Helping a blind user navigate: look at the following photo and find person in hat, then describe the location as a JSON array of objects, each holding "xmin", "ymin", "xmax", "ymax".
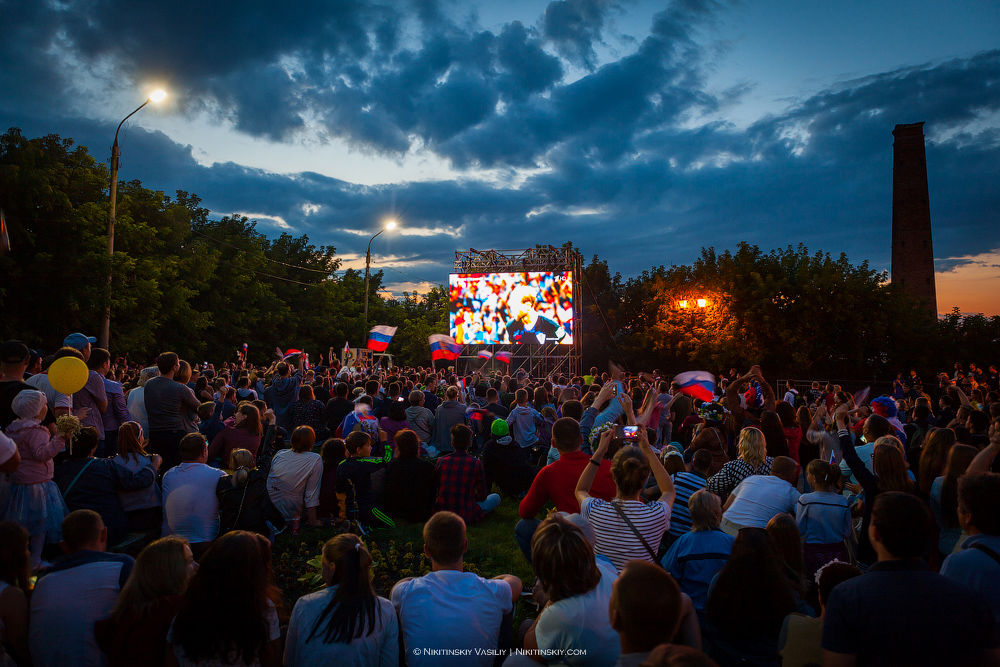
[
  {"xmin": 481, "ymin": 417, "xmax": 537, "ymax": 498},
  {"xmin": 61, "ymin": 334, "xmax": 109, "ymax": 451},
  {"xmin": 0, "ymin": 340, "xmax": 34, "ymax": 429},
  {"xmin": 0, "ymin": 389, "xmax": 68, "ymax": 568}
]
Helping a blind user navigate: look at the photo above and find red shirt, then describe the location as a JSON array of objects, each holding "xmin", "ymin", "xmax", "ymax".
[{"xmin": 519, "ymin": 450, "xmax": 616, "ymax": 518}]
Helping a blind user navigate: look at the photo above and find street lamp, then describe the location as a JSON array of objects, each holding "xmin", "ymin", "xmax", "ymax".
[
  {"xmin": 99, "ymin": 89, "xmax": 167, "ymax": 349},
  {"xmin": 364, "ymin": 219, "xmax": 397, "ymax": 327}
]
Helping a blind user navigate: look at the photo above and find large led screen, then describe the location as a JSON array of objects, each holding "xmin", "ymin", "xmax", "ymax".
[{"xmin": 450, "ymin": 272, "xmax": 574, "ymax": 345}]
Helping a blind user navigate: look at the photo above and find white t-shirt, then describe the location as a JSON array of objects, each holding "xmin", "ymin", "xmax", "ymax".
[
  {"xmin": 25, "ymin": 373, "xmax": 73, "ymax": 411},
  {"xmin": 168, "ymin": 602, "xmax": 280, "ymax": 667},
  {"xmin": 267, "ymin": 450, "xmax": 323, "ymax": 520},
  {"xmin": 284, "ymin": 586, "xmax": 398, "ymax": 667},
  {"xmin": 534, "ymin": 560, "xmax": 621, "ymax": 666},
  {"xmin": 581, "ymin": 497, "xmax": 671, "ymax": 572},
  {"xmin": 723, "ymin": 475, "xmax": 800, "ymax": 528},
  {"xmin": 391, "ymin": 570, "xmax": 513, "ymax": 667},
  {"xmin": 0, "ymin": 431, "xmax": 16, "ymax": 467},
  {"xmin": 162, "ymin": 462, "xmax": 228, "ymax": 543},
  {"xmin": 126, "ymin": 386, "xmax": 148, "ymax": 433}
]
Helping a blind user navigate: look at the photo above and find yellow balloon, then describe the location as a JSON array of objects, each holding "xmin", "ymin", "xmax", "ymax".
[{"xmin": 48, "ymin": 356, "xmax": 90, "ymax": 395}]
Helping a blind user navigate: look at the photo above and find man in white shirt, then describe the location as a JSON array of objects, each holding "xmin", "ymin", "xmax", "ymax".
[
  {"xmin": 161, "ymin": 432, "xmax": 227, "ymax": 557},
  {"xmin": 721, "ymin": 456, "xmax": 800, "ymax": 535},
  {"xmin": 30, "ymin": 510, "xmax": 134, "ymax": 667},
  {"xmin": 782, "ymin": 380, "xmax": 799, "ymax": 405},
  {"xmin": 391, "ymin": 511, "xmax": 522, "ymax": 667}
]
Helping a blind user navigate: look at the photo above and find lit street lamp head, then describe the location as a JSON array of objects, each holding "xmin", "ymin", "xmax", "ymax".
[
  {"xmin": 149, "ymin": 89, "xmax": 167, "ymax": 103},
  {"xmin": 385, "ymin": 220, "xmax": 397, "ymax": 230}
]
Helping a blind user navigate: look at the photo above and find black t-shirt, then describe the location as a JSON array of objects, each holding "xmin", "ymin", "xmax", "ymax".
[
  {"xmin": 325, "ymin": 397, "xmax": 354, "ymax": 433},
  {"xmin": 0, "ymin": 379, "xmax": 33, "ymax": 429},
  {"xmin": 505, "ymin": 315, "xmax": 564, "ymax": 344}
]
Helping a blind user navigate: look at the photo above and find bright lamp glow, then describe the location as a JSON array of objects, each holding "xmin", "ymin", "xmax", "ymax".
[
  {"xmin": 149, "ymin": 89, "xmax": 167, "ymax": 103},
  {"xmin": 697, "ymin": 298, "xmax": 707, "ymax": 308},
  {"xmin": 678, "ymin": 300, "xmax": 688, "ymax": 309},
  {"xmin": 385, "ymin": 220, "xmax": 397, "ymax": 230}
]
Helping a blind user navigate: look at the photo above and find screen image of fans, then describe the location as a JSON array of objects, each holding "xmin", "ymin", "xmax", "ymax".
[{"xmin": 450, "ymin": 272, "xmax": 574, "ymax": 345}]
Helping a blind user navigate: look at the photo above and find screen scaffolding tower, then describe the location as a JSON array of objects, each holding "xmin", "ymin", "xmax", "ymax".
[{"xmin": 453, "ymin": 245, "xmax": 583, "ymax": 378}]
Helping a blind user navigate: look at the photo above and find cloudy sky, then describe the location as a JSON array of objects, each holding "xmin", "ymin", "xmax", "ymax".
[{"xmin": 2, "ymin": 0, "xmax": 998, "ymax": 314}]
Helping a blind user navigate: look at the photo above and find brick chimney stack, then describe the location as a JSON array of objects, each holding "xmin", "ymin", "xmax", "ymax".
[{"xmin": 891, "ymin": 122, "xmax": 937, "ymax": 320}]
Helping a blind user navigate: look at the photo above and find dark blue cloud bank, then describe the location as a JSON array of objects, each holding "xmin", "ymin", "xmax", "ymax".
[{"xmin": 1, "ymin": 0, "xmax": 997, "ymax": 290}]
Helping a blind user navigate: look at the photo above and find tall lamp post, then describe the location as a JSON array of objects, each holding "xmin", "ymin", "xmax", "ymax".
[
  {"xmin": 99, "ymin": 89, "xmax": 167, "ymax": 350},
  {"xmin": 363, "ymin": 220, "xmax": 397, "ymax": 329}
]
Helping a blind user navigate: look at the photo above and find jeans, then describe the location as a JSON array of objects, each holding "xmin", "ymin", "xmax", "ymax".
[
  {"xmin": 477, "ymin": 493, "xmax": 502, "ymax": 515},
  {"xmin": 515, "ymin": 518, "xmax": 542, "ymax": 564}
]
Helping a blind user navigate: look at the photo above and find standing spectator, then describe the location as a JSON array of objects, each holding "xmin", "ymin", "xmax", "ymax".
[
  {"xmin": 434, "ymin": 424, "xmax": 500, "ymax": 523},
  {"xmin": 1, "ymin": 340, "xmax": 38, "ymax": 429},
  {"xmin": 783, "ymin": 380, "xmax": 799, "ymax": 406},
  {"xmin": 216, "ymin": 449, "xmax": 285, "ymax": 538},
  {"xmin": 720, "ymin": 457, "xmax": 800, "ymax": 534},
  {"xmin": 126, "ymin": 367, "xmax": 159, "ymax": 433},
  {"xmin": 0, "ymin": 390, "xmax": 67, "ymax": 568},
  {"xmin": 941, "ymin": 471, "xmax": 1000, "ymax": 628},
  {"xmin": 391, "ymin": 511, "xmax": 521, "ymax": 667},
  {"xmin": 145, "ymin": 353, "xmax": 202, "ymax": 473},
  {"xmin": 29, "ymin": 510, "xmax": 135, "ymax": 667},
  {"xmin": 283, "ymin": 534, "xmax": 398, "ymax": 666},
  {"xmin": 383, "ymin": 430, "xmax": 437, "ymax": 524},
  {"xmin": 431, "ymin": 386, "xmax": 467, "ymax": 455},
  {"xmin": 167, "ymin": 531, "xmax": 282, "ymax": 666},
  {"xmin": 264, "ymin": 361, "xmax": 301, "ymax": 433},
  {"xmin": 576, "ymin": 427, "xmax": 675, "ymax": 572},
  {"xmin": 161, "ymin": 433, "xmax": 227, "ymax": 557},
  {"xmin": 822, "ymin": 492, "xmax": 999, "ymax": 666},
  {"xmin": 207, "ymin": 402, "xmax": 264, "ymax": 464},
  {"xmin": 90, "ymin": 348, "xmax": 128, "ymax": 457},
  {"xmin": 325, "ymin": 383, "xmax": 354, "ymax": 437},
  {"xmin": 267, "ymin": 426, "xmax": 323, "ymax": 526},
  {"xmin": 94, "ymin": 536, "xmax": 194, "ymax": 667},
  {"xmin": 662, "ymin": 488, "xmax": 734, "ymax": 612},
  {"xmin": 54, "ymin": 427, "xmax": 160, "ymax": 546},
  {"xmin": 685, "ymin": 402, "xmax": 729, "ymax": 475},
  {"xmin": 25, "ymin": 347, "xmax": 80, "ymax": 419},
  {"xmin": 62, "ymin": 335, "xmax": 109, "ymax": 450},
  {"xmin": 776, "ymin": 401, "xmax": 802, "ymax": 464},
  {"xmin": 404, "ymin": 391, "xmax": 435, "ymax": 455},
  {"xmin": 111, "ymin": 421, "xmax": 164, "ymax": 532},
  {"xmin": 0, "ymin": 522, "xmax": 30, "ymax": 666},
  {"xmin": 795, "ymin": 459, "xmax": 852, "ymax": 581},
  {"xmin": 291, "ymin": 385, "xmax": 329, "ymax": 441}
]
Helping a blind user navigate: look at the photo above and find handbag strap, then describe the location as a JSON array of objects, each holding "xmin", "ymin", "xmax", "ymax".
[
  {"xmin": 610, "ymin": 500, "xmax": 662, "ymax": 565},
  {"xmin": 971, "ymin": 542, "xmax": 1000, "ymax": 568},
  {"xmin": 63, "ymin": 458, "xmax": 96, "ymax": 498}
]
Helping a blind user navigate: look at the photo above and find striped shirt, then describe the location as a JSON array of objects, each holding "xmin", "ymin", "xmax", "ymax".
[
  {"xmin": 706, "ymin": 457, "xmax": 774, "ymax": 499},
  {"xmin": 668, "ymin": 471, "xmax": 709, "ymax": 538},
  {"xmin": 581, "ymin": 497, "xmax": 671, "ymax": 572},
  {"xmin": 796, "ymin": 491, "xmax": 852, "ymax": 544}
]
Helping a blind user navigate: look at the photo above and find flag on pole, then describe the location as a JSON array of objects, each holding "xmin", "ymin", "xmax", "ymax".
[
  {"xmin": 830, "ymin": 449, "xmax": 837, "ymax": 465},
  {"xmin": 282, "ymin": 348, "xmax": 302, "ymax": 361},
  {"xmin": 367, "ymin": 325, "xmax": 397, "ymax": 352},
  {"xmin": 673, "ymin": 371, "xmax": 716, "ymax": 402},
  {"xmin": 343, "ymin": 341, "xmax": 352, "ymax": 364},
  {"xmin": 495, "ymin": 351, "xmax": 512, "ymax": 364},
  {"xmin": 853, "ymin": 386, "xmax": 870, "ymax": 407},
  {"xmin": 428, "ymin": 334, "xmax": 461, "ymax": 361},
  {"xmin": 478, "ymin": 350, "xmax": 493, "ymax": 360}
]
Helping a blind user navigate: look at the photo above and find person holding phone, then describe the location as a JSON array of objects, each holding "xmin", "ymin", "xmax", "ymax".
[{"xmin": 576, "ymin": 426, "xmax": 675, "ymax": 572}]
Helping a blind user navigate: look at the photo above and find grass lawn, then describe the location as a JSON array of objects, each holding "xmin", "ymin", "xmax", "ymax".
[{"xmin": 272, "ymin": 496, "xmax": 541, "ymax": 625}]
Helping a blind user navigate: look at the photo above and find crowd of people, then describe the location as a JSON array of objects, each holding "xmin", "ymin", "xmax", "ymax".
[{"xmin": 1, "ymin": 333, "xmax": 1000, "ymax": 666}]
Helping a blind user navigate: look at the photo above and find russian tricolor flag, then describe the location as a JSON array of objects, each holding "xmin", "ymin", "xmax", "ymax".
[
  {"xmin": 478, "ymin": 350, "xmax": 493, "ymax": 360},
  {"xmin": 283, "ymin": 348, "xmax": 302, "ymax": 361},
  {"xmin": 673, "ymin": 371, "xmax": 716, "ymax": 402},
  {"xmin": 367, "ymin": 325, "xmax": 397, "ymax": 352},
  {"xmin": 495, "ymin": 351, "xmax": 512, "ymax": 364},
  {"xmin": 429, "ymin": 334, "xmax": 461, "ymax": 361}
]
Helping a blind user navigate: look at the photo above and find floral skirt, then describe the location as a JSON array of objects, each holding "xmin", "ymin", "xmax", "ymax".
[{"xmin": 0, "ymin": 480, "xmax": 68, "ymax": 543}]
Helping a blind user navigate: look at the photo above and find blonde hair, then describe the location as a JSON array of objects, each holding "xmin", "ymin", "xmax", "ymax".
[
  {"xmin": 738, "ymin": 427, "xmax": 767, "ymax": 468},
  {"xmin": 110, "ymin": 537, "xmax": 191, "ymax": 623},
  {"xmin": 230, "ymin": 448, "xmax": 255, "ymax": 488}
]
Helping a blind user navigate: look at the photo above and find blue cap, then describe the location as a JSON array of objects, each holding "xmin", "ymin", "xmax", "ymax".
[{"xmin": 63, "ymin": 333, "xmax": 97, "ymax": 350}]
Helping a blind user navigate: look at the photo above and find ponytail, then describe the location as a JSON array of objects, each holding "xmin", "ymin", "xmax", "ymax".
[
  {"xmin": 806, "ymin": 459, "xmax": 841, "ymax": 491},
  {"xmin": 308, "ymin": 534, "xmax": 379, "ymax": 644}
]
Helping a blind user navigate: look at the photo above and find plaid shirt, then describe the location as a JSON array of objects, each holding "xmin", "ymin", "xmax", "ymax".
[{"xmin": 435, "ymin": 451, "xmax": 487, "ymax": 523}]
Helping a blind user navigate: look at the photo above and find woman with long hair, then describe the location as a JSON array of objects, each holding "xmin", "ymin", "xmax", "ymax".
[
  {"xmin": 167, "ymin": 531, "xmax": 283, "ymax": 667},
  {"xmin": 291, "ymin": 385, "xmax": 330, "ymax": 441},
  {"xmin": 283, "ymin": 534, "xmax": 398, "ymax": 666},
  {"xmin": 767, "ymin": 513, "xmax": 806, "ymax": 593},
  {"xmin": 760, "ymin": 411, "xmax": 790, "ymax": 459},
  {"xmin": 0, "ymin": 522, "xmax": 30, "ymax": 666},
  {"xmin": 930, "ymin": 444, "xmax": 978, "ymax": 560},
  {"xmin": 208, "ymin": 403, "xmax": 264, "ymax": 463},
  {"xmin": 917, "ymin": 428, "xmax": 957, "ymax": 498},
  {"xmin": 111, "ymin": 421, "xmax": 163, "ymax": 531},
  {"xmin": 216, "ymin": 449, "xmax": 285, "ymax": 538},
  {"xmin": 776, "ymin": 401, "xmax": 802, "ymax": 463},
  {"xmin": 686, "ymin": 402, "xmax": 729, "ymax": 475},
  {"xmin": 317, "ymin": 438, "xmax": 348, "ymax": 523},
  {"xmin": 576, "ymin": 427, "xmax": 675, "ymax": 572},
  {"xmin": 519, "ymin": 514, "xmax": 621, "ymax": 665},
  {"xmin": 707, "ymin": 427, "xmax": 773, "ymax": 500},
  {"xmin": 796, "ymin": 406, "xmax": 819, "ymax": 474},
  {"xmin": 836, "ymin": 406, "xmax": 915, "ymax": 566},
  {"xmin": 96, "ymin": 536, "xmax": 195, "ymax": 667},
  {"xmin": 705, "ymin": 528, "xmax": 801, "ymax": 664},
  {"xmin": 378, "ymin": 399, "xmax": 409, "ymax": 450}
]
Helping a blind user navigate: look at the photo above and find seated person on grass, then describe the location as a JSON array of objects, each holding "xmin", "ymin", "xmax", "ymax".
[{"xmin": 335, "ymin": 429, "xmax": 393, "ymax": 529}]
